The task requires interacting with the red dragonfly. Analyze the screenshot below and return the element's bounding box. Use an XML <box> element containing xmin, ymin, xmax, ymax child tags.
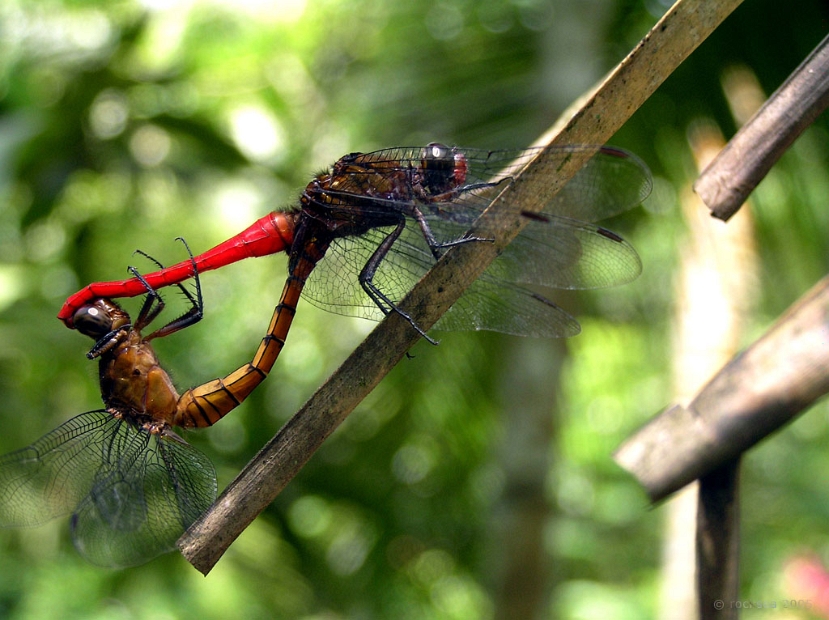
<box><xmin>0</xmin><ymin>244</ymin><xmax>223</xmax><ymax>567</ymax></box>
<box><xmin>58</xmin><ymin>144</ymin><xmax>651</xmax><ymax>421</ymax></box>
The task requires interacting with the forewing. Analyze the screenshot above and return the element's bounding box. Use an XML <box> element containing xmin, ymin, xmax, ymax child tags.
<box><xmin>413</xmin><ymin>145</ymin><xmax>651</xmax><ymax>223</ymax></box>
<box><xmin>524</xmin><ymin>146</ymin><xmax>652</xmax><ymax>223</ymax></box>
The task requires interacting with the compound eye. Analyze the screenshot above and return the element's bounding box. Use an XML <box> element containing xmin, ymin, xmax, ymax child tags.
<box><xmin>422</xmin><ymin>142</ymin><xmax>451</xmax><ymax>163</ymax></box>
<box><xmin>73</xmin><ymin>304</ymin><xmax>114</xmax><ymax>340</ymax></box>
<box><xmin>420</xmin><ymin>143</ymin><xmax>456</xmax><ymax>195</ymax></box>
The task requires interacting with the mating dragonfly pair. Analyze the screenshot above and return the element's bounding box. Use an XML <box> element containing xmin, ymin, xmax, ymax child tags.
<box><xmin>0</xmin><ymin>143</ymin><xmax>651</xmax><ymax>567</ymax></box>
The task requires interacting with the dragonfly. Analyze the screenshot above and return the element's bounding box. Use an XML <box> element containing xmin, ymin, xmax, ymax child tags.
<box><xmin>0</xmin><ymin>243</ymin><xmax>222</xmax><ymax>567</ymax></box>
<box><xmin>56</xmin><ymin>144</ymin><xmax>651</xmax><ymax>422</ymax></box>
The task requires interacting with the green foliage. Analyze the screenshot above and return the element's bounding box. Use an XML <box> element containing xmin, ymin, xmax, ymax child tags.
<box><xmin>2</xmin><ymin>0</ymin><xmax>829</xmax><ymax>618</ymax></box>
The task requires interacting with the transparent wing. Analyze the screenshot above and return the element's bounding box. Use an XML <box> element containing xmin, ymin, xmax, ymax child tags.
<box><xmin>302</xmin><ymin>215</ymin><xmax>640</xmax><ymax>336</ymax></box>
<box><xmin>488</xmin><ymin>219</ymin><xmax>642</xmax><ymax>290</ymax></box>
<box><xmin>435</xmin><ymin>276</ymin><xmax>581</xmax><ymax>337</ymax></box>
<box><xmin>71</xmin><ymin>430</ymin><xmax>216</xmax><ymax>568</ymax></box>
<box><xmin>0</xmin><ymin>410</ymin><xmax>216</xmax><ymax>568</ymax></box>
<box><xmin>0</xmin><ymin>411</ymin><xmax>116</xmax><ymax>527</ymax></box>
<box><xmin>302</xmin><ymin>224</ymin><xmax>428</xmax><ymax>321</ymax></box>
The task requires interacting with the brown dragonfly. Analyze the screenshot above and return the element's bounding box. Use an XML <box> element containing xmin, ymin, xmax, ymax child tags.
<box><xmin>57</xmin><ymin>144</ymin><xmax>651</xmax><ymax>426</ymax></box>
<box><xmin>0</xmin><ymin>243</ymin><xmax>224</xmax><ymax>567</ymax></box>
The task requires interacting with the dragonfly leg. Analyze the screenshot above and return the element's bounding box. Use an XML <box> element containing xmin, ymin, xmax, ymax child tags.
<box><xmin>457</xmin><ymin>177</ymin><xmax>512</xmax><ymax>193</ymax></box>
<box><xmin>132</xmin><ymin>237</ymin><xmax>201</xmax><ymax>311</ymax></box>
<box><xmin>359</xmin><ymin>217</ymin><xmax>438</xmax><ymax>345</ymax></box>
<box><xmin>87</xmin><ymin>239</ymin><xmax>203</xmax><ymax>358</ymax></box>
<box><xmin>86</xmin><ymin>325</ymin><xmax>133</xmax><ymax>360</ymax></box>
<box><xmin>127</xmin><ymin>267</ymin><xmax>166</xmax><ymax>332</ymax></box>
<box><xmin>141</xmin><ymin>238</ymin><xmax>204</xmax><ymax>341</ymax></box>
<box><xmin>410</xmin><ymin>205</ymin><xmax>493</xmax><ymax>261</ymax></box>
<box><xmin>432</xmin><ymin>234</ymin><xmax>494</xmax><ymax>251</ymax></box>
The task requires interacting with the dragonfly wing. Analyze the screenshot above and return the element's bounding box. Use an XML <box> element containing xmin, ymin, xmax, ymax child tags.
<box><xmin>314</xmin><ymin>145</ymin><xmax>651</xmax><ymax>233</ymax></box>
<box><xmin>431</xmin><ymin>219</ymin><xmax>639</xmax><ymax>336</ymax></box>
<box><xmin>490</xmin><ymin>216</ymin><xmax>642</xmax><ymax>290</ymax></box>
<box><xmin>160</xmin><ymin>434</ymin><xmax>218</xmax><ymax>530</ymax></box>
<box><xmin>457</xmin><ymin>145</ymin><xmax>652</xmax><ymax>221</ymax></box>
<box><xmin>535</xmin><ymin>147</ymin><xmax>652</xmax><ymax>222</ymax></box>
<box><xmin>302</xmin><ymin>218</ymin><xmax>630</xmax><ymax>336</ymax></box>
<box><xmin>302</xmin><ymin>223</ymin><xmax>431</xmax><ymax>321</ymax></box>
<box><xmin>305</xmin><ymin>225</ymin><xmax>584</xmax><ymax>338</ymax></box>
<box><xmin>72</xmin><ymin>429</ymin><xmax>216</xmax><ymax>568</ymax></box>
<box><xmin>435</xmin><ymin>276</ymin><xmax>581</xmax><ymax>337</ymax></box>
<box><xmin>0</xmin><ymin>411</ymin><xmax>117</xmax><ymax>527</ymax></box>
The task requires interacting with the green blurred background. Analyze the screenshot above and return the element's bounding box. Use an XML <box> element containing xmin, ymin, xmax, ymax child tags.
<box><xmin>2</xmin><ymin>0</ymin><xmax>829</xmax><ymax>618</ymax></box>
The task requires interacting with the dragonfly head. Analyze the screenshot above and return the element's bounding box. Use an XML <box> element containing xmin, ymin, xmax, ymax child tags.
<box><xmin>421</xmin><ymin>143</ymin><xmax>466</xmax><ymax>196</ymax></box>
<box><xmin>74</xmin><ymin>299</ymin><xmax>131</xmax><ymax>341</ymax></box>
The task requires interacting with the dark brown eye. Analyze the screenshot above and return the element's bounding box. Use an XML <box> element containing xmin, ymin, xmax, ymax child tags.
<box><xmin>421</xmin><ymin>143</ymin><xmax>452</xmax><ymax>167</ymax></box>
<box><xmin>74</xmin><ymin>304</ymin><xmax>114</xmax><ymax>339</ymax></box>
<box><xmin>420</xmin><ymin>143</ymin><xmax>456</xmax><ymax>195</ymax></box>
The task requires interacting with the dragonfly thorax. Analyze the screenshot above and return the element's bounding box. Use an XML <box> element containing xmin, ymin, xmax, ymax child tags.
<box><xmin>100</xmin><ymin>333</ymin><xmax>180</xmax><ymax>426</ymax></box>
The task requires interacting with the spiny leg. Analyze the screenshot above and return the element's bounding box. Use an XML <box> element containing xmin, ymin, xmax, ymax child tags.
<box><xmin>358</xmin><ymin>217</ymin><xmax>438</xmax><ymax>345</ymax></box>
<box><xmin>137</xmin><ymin>238</ymin><xmax>204</xmax><ymax>341</ymax></box>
